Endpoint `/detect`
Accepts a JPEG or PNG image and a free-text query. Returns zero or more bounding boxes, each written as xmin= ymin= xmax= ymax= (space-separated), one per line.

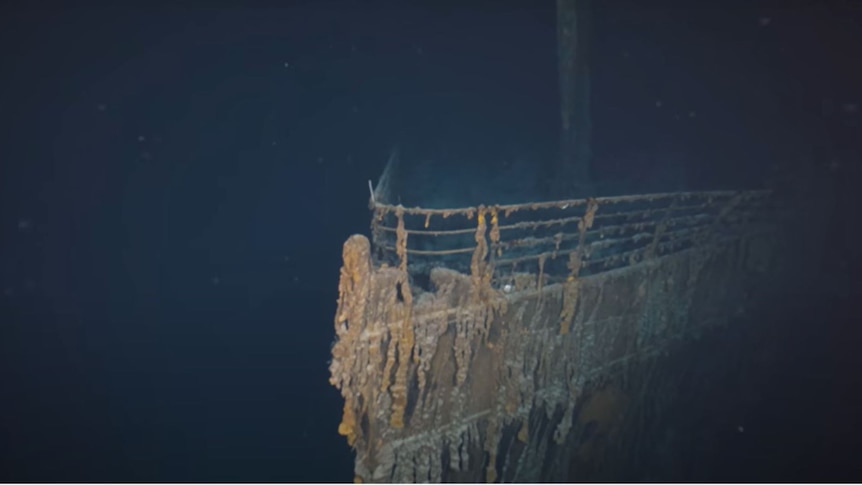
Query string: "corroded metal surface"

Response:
xmin=330 ymin=190 xmax=782 ymax=482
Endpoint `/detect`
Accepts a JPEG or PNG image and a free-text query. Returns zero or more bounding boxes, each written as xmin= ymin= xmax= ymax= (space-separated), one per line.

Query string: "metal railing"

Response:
xmin=370 ymin=190 xmax=778 ymax=290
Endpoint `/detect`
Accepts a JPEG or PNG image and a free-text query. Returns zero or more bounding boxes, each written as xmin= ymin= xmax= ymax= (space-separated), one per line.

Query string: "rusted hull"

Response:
xmin=330 ymin=190 xmax=784 ymax=482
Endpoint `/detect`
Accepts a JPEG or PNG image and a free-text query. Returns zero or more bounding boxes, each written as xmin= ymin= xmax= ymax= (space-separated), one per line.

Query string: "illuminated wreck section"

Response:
xmin=329 ymin=190 xmax=782 ymax=482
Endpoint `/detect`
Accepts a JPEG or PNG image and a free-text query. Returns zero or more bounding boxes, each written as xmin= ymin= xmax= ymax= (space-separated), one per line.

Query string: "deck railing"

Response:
xmin=370 ymin=189 xmax=778 ymax=290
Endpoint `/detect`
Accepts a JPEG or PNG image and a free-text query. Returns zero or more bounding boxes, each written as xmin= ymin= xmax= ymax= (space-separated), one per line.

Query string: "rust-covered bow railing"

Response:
xmin=369 ymin=190 xmax=777 ymax=292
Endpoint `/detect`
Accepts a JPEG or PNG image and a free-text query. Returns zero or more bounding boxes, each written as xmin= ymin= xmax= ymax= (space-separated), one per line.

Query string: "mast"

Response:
xmin=554 ymin=0 xmax=593 ymax=198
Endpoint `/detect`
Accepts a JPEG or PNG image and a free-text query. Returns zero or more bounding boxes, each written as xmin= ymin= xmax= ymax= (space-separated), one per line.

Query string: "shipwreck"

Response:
xmin=328 ymin=178 xmax=806 ymax=481
xmin=327 ymin=0 xmax=822 ymax=481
